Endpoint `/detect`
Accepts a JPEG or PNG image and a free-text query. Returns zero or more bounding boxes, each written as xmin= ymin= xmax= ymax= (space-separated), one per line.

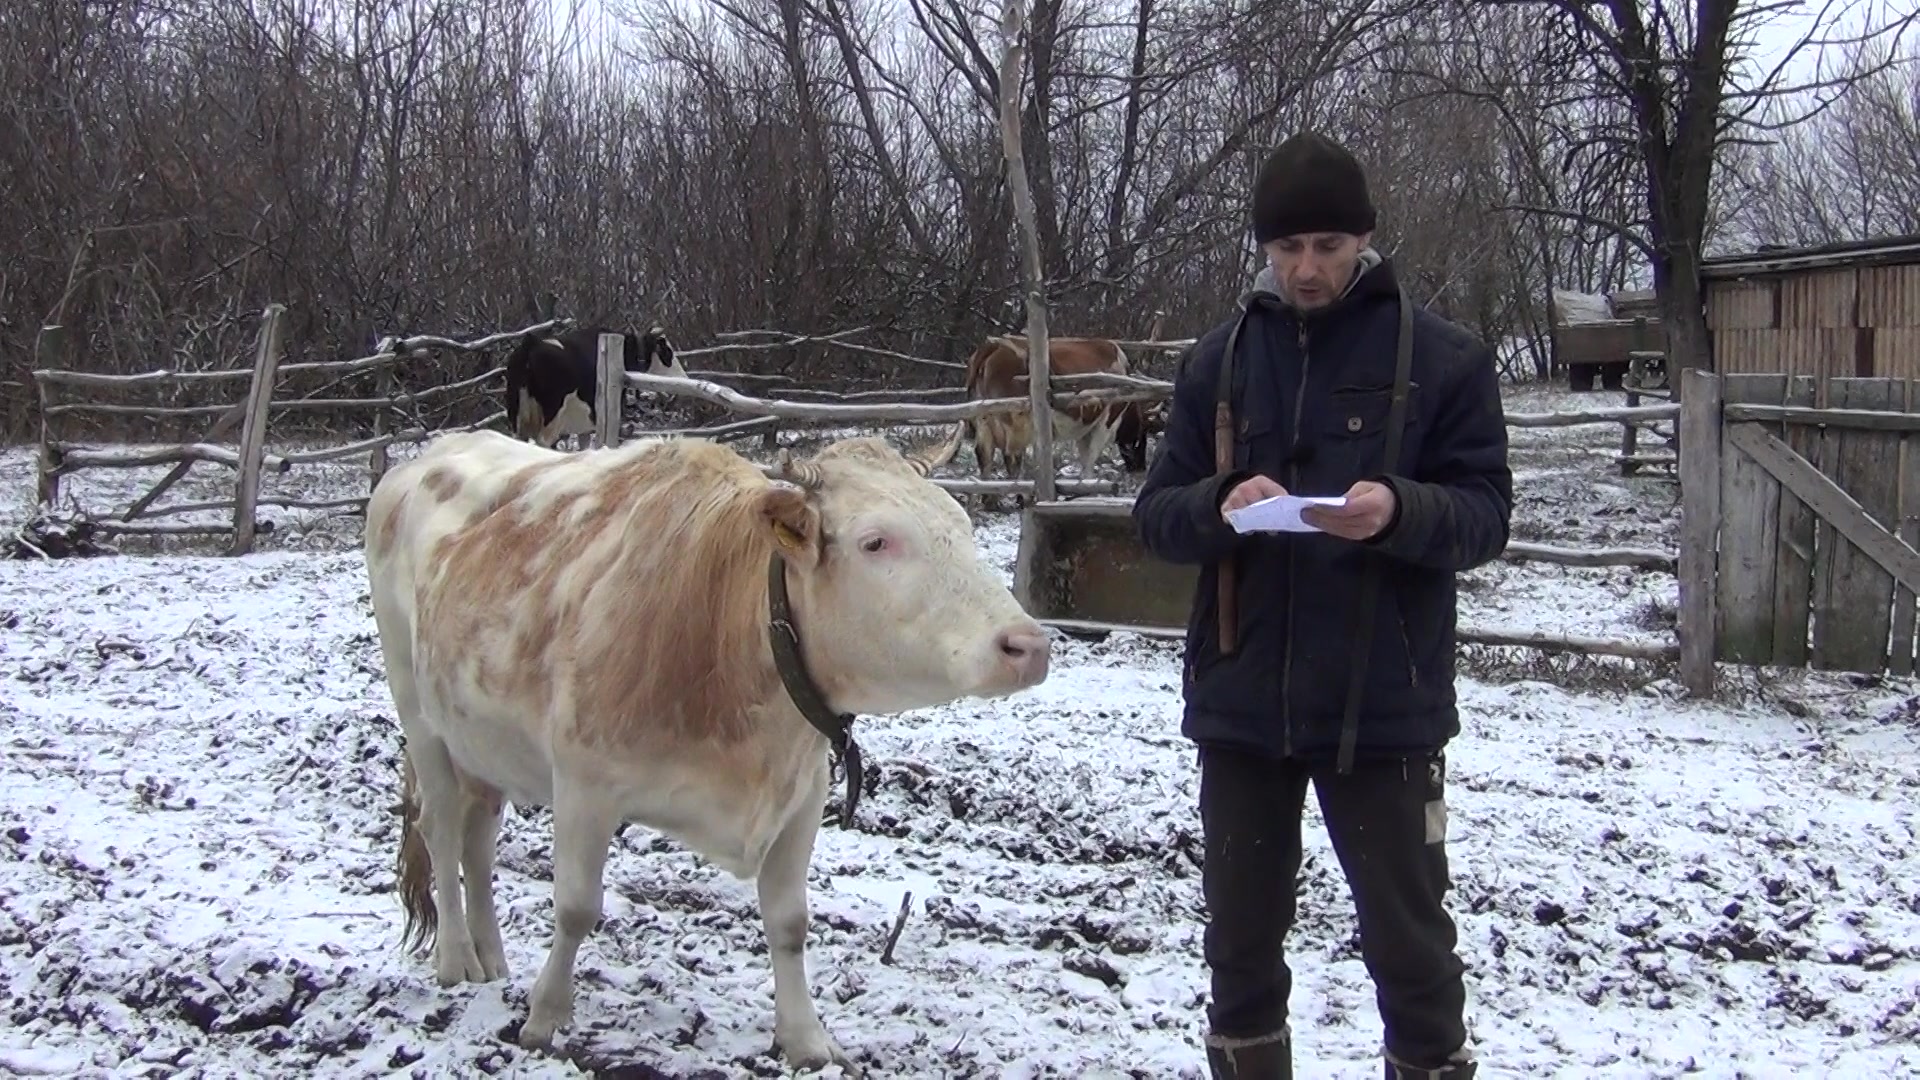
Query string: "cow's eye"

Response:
xmin=860 ymin=535 xmax=887 ymax=554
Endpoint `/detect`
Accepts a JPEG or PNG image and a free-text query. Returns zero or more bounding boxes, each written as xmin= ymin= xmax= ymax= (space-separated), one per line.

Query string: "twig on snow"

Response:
xmin=285 ymin=752 xmax=320 ymax=787
xmin=880 ymin=890 xmax=913 ymax=966
xmin=94 ymin=638 xmax=145 ymax=661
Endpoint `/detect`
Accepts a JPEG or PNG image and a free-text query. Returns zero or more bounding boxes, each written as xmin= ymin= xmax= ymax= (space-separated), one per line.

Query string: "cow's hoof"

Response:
xmin=474 ymin=944 xmax=509 ymax=982
xmin=434 ymin=941 xmax=488 ymax=987
xmin=517 ymin=1019 xmax=557 ymax=1051
xmin=519 ymin=997 xmax=573 ymax=1050
xmin=776 ymin=1028 xmax=860 ymax=1077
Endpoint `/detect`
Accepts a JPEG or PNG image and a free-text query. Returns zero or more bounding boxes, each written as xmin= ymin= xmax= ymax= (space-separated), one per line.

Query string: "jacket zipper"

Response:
xmin=1280 ymin=320 xmax=1311 ymax=758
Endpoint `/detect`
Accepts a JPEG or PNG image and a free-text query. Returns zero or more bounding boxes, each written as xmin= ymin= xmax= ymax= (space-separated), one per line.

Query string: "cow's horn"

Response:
xmin=906 ymin=422 xmax=965 ymax=477
xmin=774 ymin=450 xmax=824 ymax=490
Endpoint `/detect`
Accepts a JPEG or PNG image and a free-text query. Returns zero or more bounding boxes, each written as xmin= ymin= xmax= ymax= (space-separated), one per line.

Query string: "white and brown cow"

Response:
xmin=503 ymin=325 xmax=686 ymax=450
xmin=962 ymin=334 xmax=1146 ymax=479
xmin=363 ymin=421 xmax=1050 ymax=1073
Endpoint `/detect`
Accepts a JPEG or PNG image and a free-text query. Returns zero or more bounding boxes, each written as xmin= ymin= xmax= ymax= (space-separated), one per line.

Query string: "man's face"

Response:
xmin=1264 ymin=231 xmax=1371 ymax=310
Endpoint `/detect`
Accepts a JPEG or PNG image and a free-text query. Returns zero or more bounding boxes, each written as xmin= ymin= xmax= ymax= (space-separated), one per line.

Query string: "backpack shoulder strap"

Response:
xmin=1336 ymin=287 xmax=1417 ymax=773
xmin=1210 ymin=305 xmax=1252 ymax=655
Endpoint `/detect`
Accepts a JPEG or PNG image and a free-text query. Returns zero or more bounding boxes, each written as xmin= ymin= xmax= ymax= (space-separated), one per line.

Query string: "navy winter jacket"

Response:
xmin=1131 ymin=253 xmax=1513 ymax=762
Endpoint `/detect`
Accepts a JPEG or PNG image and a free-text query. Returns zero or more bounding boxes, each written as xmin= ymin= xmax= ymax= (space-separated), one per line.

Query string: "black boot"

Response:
xmin=1384 ymin=1048 xmax=1477 ymax=1079
xmin=1204 ymin=1025 xmax=1291 ymax=1080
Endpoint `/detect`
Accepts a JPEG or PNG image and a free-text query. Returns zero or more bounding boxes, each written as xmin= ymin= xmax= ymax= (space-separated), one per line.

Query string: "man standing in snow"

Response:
xmin=1131 ymin=131 xmax=1512 ymax=1080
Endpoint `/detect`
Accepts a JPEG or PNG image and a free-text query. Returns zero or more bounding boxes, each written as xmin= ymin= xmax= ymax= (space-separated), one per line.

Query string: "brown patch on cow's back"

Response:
xmin=569 ymin=440 xmax=789 ymax=753
xmin=421 ymin=465 xmax=464 ymax=502
xmin=414 ymin=460 xmax=584 ymax=708
xmin=371 ymin=484 xmax=410 ymax=558
xmin=411 ymin=438 xmax=794 ymax=757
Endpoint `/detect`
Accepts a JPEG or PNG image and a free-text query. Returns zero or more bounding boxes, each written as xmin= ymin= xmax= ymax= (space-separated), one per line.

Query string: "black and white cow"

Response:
xmin=503 ymin=326 xmax=685 ymax=449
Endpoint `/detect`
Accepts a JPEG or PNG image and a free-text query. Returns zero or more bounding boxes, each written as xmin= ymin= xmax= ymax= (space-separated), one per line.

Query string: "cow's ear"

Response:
xmin=759 ymin=483 xmax=822 ymax=570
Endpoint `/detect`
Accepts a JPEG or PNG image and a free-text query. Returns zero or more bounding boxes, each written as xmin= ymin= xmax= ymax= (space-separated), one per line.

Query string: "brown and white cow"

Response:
xmin=962 ymin=334 xmax=1148 ymax=479
xmin=363 ymin=422 xmax=1050 ymax=1074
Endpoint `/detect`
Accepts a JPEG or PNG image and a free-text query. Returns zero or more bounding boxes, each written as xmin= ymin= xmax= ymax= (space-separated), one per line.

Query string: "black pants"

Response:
xmin=1198 ymin=742 xmax=1467 ymax=1068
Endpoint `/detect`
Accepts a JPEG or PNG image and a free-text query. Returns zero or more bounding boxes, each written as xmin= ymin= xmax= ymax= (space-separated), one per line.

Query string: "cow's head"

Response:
xmin=624 ymin=325 xmax=685 ymax=379
xmin=759 ymin=422 xmax=1051 ymax=714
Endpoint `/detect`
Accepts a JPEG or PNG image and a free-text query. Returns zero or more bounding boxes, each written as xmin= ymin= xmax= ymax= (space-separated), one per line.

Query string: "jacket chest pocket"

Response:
xmin=1313 ymin=382 xmax=1420 ymax=482
xmin=1233 ymin=411 xmax=1290 ymax=475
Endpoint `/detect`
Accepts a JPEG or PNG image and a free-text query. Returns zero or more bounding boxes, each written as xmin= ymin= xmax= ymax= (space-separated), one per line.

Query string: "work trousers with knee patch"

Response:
xmin=1197 ymin=743 xmax=1468 ymax=1070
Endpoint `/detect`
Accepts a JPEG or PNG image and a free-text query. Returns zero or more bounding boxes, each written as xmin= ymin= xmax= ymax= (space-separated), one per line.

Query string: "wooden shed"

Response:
xmin=1701 ymin=234 xmax=1920 ymax=381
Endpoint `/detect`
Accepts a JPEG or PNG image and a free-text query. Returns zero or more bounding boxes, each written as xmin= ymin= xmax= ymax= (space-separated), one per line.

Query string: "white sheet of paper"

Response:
xmin=1224 ymin=493 xmax=1348 ymax=534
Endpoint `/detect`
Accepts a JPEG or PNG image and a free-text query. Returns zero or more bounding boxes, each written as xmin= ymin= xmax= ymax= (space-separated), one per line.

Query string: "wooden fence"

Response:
xmin=23 ymin=313 xmax=1184 ymax=546
xmin=37 ymin=317 xmax=1920 ymax=698
xmin=25 ymin=314 xmax=1687 ymax=675
xmin=1678 ymin=369 xmax=1920 ymax=694
xmin=30 ymin=305 xmax=551 ymax=553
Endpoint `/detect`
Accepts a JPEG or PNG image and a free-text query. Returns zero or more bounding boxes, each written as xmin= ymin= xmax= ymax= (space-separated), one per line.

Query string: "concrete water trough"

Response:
xmin=1013 ymin=496 xmax=1196 ymax=640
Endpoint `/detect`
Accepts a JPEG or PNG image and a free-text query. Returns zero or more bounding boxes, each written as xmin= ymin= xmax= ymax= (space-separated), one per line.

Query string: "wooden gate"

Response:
xmin=1681 ymin=370 xmax=1920 ymax=690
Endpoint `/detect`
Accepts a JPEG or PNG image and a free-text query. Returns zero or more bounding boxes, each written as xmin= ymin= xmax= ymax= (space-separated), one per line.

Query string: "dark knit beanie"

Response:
xmin=1250 ymin=132 xmax=1377 ymax=242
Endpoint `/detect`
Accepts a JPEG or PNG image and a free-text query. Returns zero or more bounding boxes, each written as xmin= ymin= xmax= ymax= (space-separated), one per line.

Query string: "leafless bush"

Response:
xmin=2 ymin=0 xmax=1911 ymax=443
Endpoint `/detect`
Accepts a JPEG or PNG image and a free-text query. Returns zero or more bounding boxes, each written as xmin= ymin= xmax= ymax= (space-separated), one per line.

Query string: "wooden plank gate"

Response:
xmin=1681 ymin=369 xmax=1920 ymax=692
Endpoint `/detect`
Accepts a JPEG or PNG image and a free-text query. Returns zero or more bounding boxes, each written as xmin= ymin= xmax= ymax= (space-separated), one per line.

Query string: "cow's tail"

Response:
xmin=961 ymin=341 xmax=997 ymax=449
xmin=395 ymin=752 xmax=437 ymax=955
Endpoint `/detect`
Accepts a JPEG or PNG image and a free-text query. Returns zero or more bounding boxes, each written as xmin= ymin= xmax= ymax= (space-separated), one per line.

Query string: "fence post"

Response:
xmin=997 ymin=0 xmax=1053 ymax=503
xmin=369 ymin=366 xmax=395 ymax=492
xmin=596 ymin=332 xmax=623 ymax=449
xmin=33 ymin=324 xmax=68 ymax=507
xmin=1677 ymin=367 xmax=1721 ymax=696
xmin=1620 ymin=388 xmax=1641 ymax=475
xmin=231 ymin=303 xmax=287 ymax=555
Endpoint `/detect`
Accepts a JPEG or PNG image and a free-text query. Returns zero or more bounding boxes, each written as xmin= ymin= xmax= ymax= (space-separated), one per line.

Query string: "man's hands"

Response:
xmin=1219 ymin=475 xmax=1398 ymax=542
xmin=1302 ymin=480 xmax=1396 ymax=541
xmin=1220 ymin=474 xmax=1288 ymax=513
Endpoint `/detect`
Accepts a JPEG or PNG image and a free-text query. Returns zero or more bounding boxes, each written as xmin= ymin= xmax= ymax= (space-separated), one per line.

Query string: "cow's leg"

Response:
xmin=520 ymin=778 xmax=622 ymax=1048
xmin=758 ymin=759 xmax=858 ymax=1075
xmin=1081 ymin=411 xmax=1120 ymax=478
xmin=990 ymin=417 xmax=1011 ymax=478
xmin=512 ymin=389 xmax=542 ymax=442
xmin=1007 ymin=414 xmax=1032 ymax=479
xmin=409 ymin=735 xmax=489 ymax=986
xmin=461 ymin=782 xmax=509 ymax=981
xmin=967 ymin=423 xmax=993 ymax=513
xmin=549 ymin=393 xmax=595 ymax=452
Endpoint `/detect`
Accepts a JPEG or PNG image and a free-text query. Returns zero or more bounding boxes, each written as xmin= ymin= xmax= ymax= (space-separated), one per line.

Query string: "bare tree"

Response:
xmin=9 ymin=0 xmax=1895 ymax=443
xmin=1434 ymin=0 xmax=1918 ymax=386
xmin=1726 ymin=34 xmax=1920 ymax=245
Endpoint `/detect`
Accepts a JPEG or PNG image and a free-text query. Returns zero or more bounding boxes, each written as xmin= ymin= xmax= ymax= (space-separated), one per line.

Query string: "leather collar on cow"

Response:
xmin=766 ymin=553 xmax=862 ymax=830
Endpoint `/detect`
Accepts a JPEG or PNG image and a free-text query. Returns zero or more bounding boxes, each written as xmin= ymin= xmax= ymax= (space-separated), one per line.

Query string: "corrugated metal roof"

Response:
xmin=1702 ymin=234 xmax=1920 ymax=279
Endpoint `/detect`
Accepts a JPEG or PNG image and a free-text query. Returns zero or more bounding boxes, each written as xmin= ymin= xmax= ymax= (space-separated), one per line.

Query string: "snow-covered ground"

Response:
xmin=2 ymin=382 xmax=1918 ymax=1078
